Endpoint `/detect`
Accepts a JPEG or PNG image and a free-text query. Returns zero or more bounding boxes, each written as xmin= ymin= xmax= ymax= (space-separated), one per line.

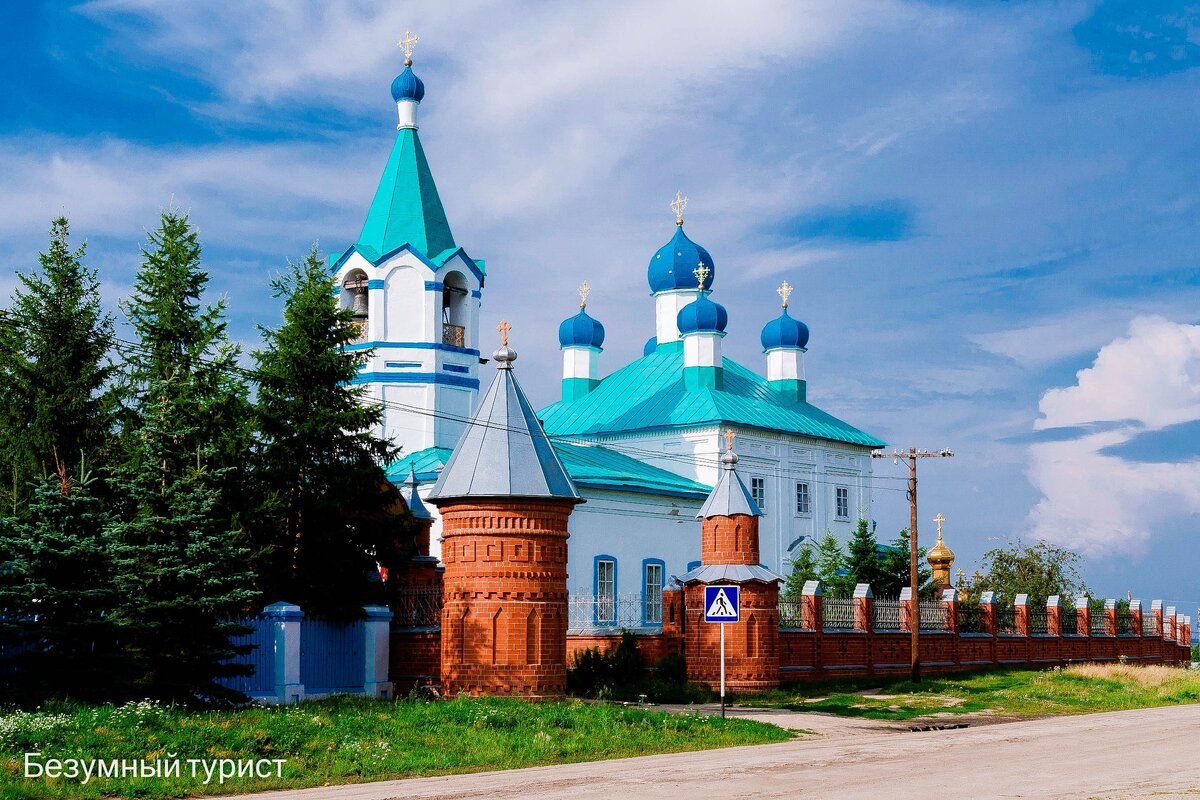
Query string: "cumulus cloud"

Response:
xmin=1026 ymin=315 xmax=1200 ymax=556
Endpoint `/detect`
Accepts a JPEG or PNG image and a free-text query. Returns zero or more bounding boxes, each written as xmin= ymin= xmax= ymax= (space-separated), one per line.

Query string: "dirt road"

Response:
xmin=240 ymin=704 xmax=1200 ymax=800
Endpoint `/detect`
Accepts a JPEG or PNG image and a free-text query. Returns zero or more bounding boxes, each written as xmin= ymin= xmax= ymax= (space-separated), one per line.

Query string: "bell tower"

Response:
xmin=332 ymin=32 xmax=485 ymax=456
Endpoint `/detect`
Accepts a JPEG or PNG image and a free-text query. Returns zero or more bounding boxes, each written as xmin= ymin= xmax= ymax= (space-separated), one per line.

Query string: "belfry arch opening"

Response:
xmin=441 ymin=271 xmax=469 ymax=347
xmin=342 ymin=269 xmax=370 ymax=343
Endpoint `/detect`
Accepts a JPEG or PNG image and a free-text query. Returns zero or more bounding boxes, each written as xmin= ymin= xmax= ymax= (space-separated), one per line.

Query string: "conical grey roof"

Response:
xmin=429 ymin=345 xmax=582 ymax=503
xmin=404 ymin=466 xmax=432 ymax=520
xmin=697 ymin=450 xmax=761 ymax=519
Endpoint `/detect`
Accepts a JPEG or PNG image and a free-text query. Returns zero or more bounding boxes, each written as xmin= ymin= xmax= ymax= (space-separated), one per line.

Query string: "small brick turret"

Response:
xmin=680 ymin=430 xmax=782 ymax=692
xmin=428 ymin=326 xmax=583 ymax=697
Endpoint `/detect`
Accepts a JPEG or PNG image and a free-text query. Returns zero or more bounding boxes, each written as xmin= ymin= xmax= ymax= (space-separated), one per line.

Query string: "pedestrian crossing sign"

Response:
xmin=704 ymin=585 xmax=740 ymax=623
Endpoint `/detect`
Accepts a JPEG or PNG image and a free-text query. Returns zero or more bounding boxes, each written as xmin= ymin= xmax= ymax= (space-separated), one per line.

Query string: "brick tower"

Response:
xmin=680 ymin=431 xmax=782 ymax=692
xmin=429 ymin=323 xmax=583 ymax=697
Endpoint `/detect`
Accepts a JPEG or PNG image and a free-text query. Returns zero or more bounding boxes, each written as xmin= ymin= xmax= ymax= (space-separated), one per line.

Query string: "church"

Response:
xmin=332 ymin=38 xmax=885 ymax=630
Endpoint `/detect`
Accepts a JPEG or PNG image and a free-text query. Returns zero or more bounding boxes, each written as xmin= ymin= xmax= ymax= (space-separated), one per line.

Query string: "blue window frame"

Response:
xmin=593 ymin=555 xmax=617 ymax=626
xmin=642 ymin=558 xmax=666 ymax=626
xmin=686 ymin=560 xmax=702 ymax=572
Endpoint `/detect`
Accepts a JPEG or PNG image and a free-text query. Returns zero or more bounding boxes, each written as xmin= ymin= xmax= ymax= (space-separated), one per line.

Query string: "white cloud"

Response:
xmin=1026 ymin=315 xmax=1200 ymax=556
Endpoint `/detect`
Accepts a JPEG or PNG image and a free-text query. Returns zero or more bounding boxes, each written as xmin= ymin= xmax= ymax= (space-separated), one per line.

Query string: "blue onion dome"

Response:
xmin=643 ymin=336 xmax=658 ymax=356
xmin=558 ymin=308 xmax=605 ymax=349
xmin=648 ymin=226 xmax=715 ymax=293
xmin=677 ymin=293 xmax=728 ymax=335
xmin=391 ymin=65 xmax=425 ymax=102
xmin=760 ymin=308 xmax=810 ymax=351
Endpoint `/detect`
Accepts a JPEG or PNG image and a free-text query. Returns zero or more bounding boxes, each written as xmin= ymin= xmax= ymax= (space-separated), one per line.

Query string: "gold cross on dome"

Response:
xmin=398 ymin=30 xmax=419 ymax=64
xmin=578 ymin=280 xmax=591 ymax=309
xmin=933 ymin=513 xmax=946 ymax=537
xmin=722 ymin=428 xmax=736 ymax=452
xmin=496 ymin=319 xmax=511 ymax=347
xmin=694 ymin=262 xmax=711 ymax=290
xmin=671 ymin=190 xmax=687 ymax=226
xmin=777 ymin=280 xmax=793 ymax=309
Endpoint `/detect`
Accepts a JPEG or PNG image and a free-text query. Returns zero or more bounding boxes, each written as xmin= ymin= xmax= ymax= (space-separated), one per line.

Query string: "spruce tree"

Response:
xmin=118 ymin=210 xmax=252 ymax=532
xmin=878 ymin=529 xmax=933 ymax=598
xmin=0 ymin=217 xmax=115 ymax=513
xmin=109 ymin=389 xmax=255 ymax=703
xmin=0 ymin=463 xmax=122 ymax=704
xmin=845 ymin=518 xmax=885 ymax=592
xmin=814 ymin=531 xmax=851 ymax=596
xmin=781 ymin=542 xmax=819 ymax=603
xmin=251 ymin=245 xmax=401 ymax=619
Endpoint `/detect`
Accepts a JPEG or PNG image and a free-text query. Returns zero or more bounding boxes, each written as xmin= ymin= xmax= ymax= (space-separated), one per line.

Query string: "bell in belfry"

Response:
xmin=351 ymin=285 xmax=369 ymax=319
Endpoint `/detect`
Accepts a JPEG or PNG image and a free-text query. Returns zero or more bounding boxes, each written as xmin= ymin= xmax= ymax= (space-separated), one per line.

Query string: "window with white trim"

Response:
xmin=835 ymin=486 xmax=850 ymax=520
xmin=750 ymin=477 xmax=766 ymax=511
xmin=596 ymin=559 xmax=615 ymax=623
xmin=795 ymin=481 xmax=811 ymax=515
xmin=644 ymin=563 xmax=664 ymax=624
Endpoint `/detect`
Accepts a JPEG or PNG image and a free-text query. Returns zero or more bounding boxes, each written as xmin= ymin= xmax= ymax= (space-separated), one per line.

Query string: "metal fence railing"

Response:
xmin=391 ymin=588 xmax=443 ymax=629
xmin=1090 ymin=611 xmax=1109 ymax=636
xmin=1061 ymin=607 xmax=1078 ymax=635
xmin=959 ymin=604 xmax=985 ymax=633
xmin=1143 ymin=612 xmax=1157 ymax=635
xmin=1029 ymin=609 xmax=1049 ymax=635
xmin=874 ymin=598 xmax=902 ymax=630
xmin=918 ymin=601 xmax=948 ymax=631
xmin=779 ymin=599 xmax=807 ymax=629
xmin=1117 ymin=608 xmax=1134 ymax=635
xmin=822 ymin=598 xmax=856 ymax=630
xmin=568 ymin=593 xmax=656 ymax=631
xmin=995 ymin=606 xmax=1017 ymax=635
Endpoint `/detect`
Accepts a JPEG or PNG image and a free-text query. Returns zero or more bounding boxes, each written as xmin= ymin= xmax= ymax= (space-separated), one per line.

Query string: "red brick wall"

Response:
xmin=701 ymin=514 xmax=759 ymax=566
xmin=389 ymin=629 xmax=441 ymax=695
xmin=435 ymin=499 xmax=577 ymax=697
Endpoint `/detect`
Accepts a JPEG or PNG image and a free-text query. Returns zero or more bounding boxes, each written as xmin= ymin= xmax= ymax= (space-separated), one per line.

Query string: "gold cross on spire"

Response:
xmin=398 ymin=30 xmax=419 ymax=65
xmin=578 ymin=280 xmax=591 ymax=309
xmin=693 ymin=261 xmax=711 ymax=290
xmin=496 ymin=319 xmax=512 ymax=347
xmin=723 ymin=428 xmax=736 ymax=452
xmin=671 ymin=190 xmax=687 ymax=226
xmin=777 ymin=280 xmax=793 ymax=309
xmin=933 ymin=512 xmax=946 ymax=538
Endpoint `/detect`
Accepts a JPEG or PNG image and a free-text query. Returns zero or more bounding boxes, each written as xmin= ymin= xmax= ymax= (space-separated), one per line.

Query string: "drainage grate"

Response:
xmin=907 ymin=722 xmax=970 ymax=732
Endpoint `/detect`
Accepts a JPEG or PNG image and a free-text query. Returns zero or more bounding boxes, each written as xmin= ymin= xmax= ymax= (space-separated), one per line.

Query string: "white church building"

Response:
xmin=335 ymin=42 xmax=885 ymax=628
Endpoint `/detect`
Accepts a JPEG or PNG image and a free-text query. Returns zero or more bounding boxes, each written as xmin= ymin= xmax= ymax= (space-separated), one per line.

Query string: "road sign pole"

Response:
xmin=720 ymin=621 xmax=726 ymax=719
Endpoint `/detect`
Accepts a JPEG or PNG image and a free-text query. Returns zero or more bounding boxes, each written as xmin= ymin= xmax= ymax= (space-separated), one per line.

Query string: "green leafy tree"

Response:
xmin=0 ymin=463 xmax=123 ymax=704
xmin=118 ymin=209 xmax=252 ymax=533
xmin=109 ymin=389 xmax=255 ymax=703
xmin=782 ymin=542 xmax=819 ymax=603
xmin=845 ymin=518 xmax=885 ymax=591
xmin=973 ymin=539 xmax=1090 ymax=607
xmin=250 ymin=246 xmax=401 ymax=618
xmin=0 ymin=217 xmax=115 ymax=513
xmin=877 ymin=529 xmax=934 ymax=598
xmin=813 ymin=531 xmax=851 ymax=596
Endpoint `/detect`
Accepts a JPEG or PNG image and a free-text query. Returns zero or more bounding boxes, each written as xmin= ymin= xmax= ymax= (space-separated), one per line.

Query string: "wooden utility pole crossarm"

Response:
xmin=871 ymin=447 xmax=954 ymax=682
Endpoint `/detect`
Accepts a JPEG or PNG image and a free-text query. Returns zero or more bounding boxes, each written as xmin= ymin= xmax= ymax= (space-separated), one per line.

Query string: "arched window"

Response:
xmin=342 ymin=269 xmax=370 ymax=344
xmin=441 ymin=271 xmax=469 ymax=347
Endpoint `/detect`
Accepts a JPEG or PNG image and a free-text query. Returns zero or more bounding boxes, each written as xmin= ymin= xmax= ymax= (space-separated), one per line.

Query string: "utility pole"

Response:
xmin=871 ymin=447 xmax=954 ymax=682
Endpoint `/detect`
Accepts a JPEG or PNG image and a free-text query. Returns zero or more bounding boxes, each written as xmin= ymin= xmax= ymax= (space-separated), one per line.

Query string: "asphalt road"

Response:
xmin=240 ymin=704 xmax=1200 ymax=800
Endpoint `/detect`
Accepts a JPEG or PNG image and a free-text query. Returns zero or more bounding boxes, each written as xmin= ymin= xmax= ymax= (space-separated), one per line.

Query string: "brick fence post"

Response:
xmin=1166 ymin=606 xmax=1177 ymax=642
xmin=1103 ymin=599 xmax=1117 ymax=637
xmin=263 ymin=601 xmax=305 ymax=705
xmin=941 ymin=589 xmax=960 ymax=668
xmin=900 ymin=587 xmax=915 ymax=632
xmin=801 ymin=580 xmax=823 ymax=631
xmin=1014 ymin=594 xmax=1030 ymax=637
xmin=1151 ymin=600 xmax=1164 ymax=636
xmin=1047 ymin=596 xmax=1062 ymax=637
xmin=1075 ymin=596 xmax=1091 ymax=638
xmin=979 ymin=591 xmax=997 ymax=636
xmin=1129 ymin=599 xmax=1143 ymax=638
xmin=362 ymin=605 xmax=394 ymax=699
xmin=853 ymin=583 xmax=873 ymax=632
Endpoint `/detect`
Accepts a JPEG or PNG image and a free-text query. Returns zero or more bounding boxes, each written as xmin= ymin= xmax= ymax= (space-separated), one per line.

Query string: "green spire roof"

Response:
xmin=357 ymin=128 xmax=456 ymax=260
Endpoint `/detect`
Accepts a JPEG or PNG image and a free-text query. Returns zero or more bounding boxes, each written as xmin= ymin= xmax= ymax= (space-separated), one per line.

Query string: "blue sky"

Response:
xmin=2 ymin=1 xmax=1199 ymax=612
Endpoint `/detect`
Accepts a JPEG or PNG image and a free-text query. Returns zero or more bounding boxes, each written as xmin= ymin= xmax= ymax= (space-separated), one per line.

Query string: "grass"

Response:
xmin=743 ymin=663 xmax=1200 ymax=721
xmin=0 ymin=695 xmax=791 ymax=799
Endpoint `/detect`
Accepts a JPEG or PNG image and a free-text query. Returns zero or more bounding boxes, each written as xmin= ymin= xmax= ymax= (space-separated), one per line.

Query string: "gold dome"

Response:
xmin=927 ymin=530 xmax=954 ymax=566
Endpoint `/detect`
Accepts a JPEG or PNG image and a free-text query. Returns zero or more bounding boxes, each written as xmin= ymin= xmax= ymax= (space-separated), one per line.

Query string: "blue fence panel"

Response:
xmin=216 ymin=616 xmax=275 ymax=695
xmin=299 ymin=619 xmax=364 ymax=693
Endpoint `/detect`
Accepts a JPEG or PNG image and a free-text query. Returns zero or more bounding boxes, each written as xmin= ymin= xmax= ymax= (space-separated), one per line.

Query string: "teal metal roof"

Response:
xmin=357 ymin=128 xmax=456 ymax=260
xmin=538 ymin=341 xmax=885 ymax=448
xmin=387 ymin=441 xmax=710 ymax=500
